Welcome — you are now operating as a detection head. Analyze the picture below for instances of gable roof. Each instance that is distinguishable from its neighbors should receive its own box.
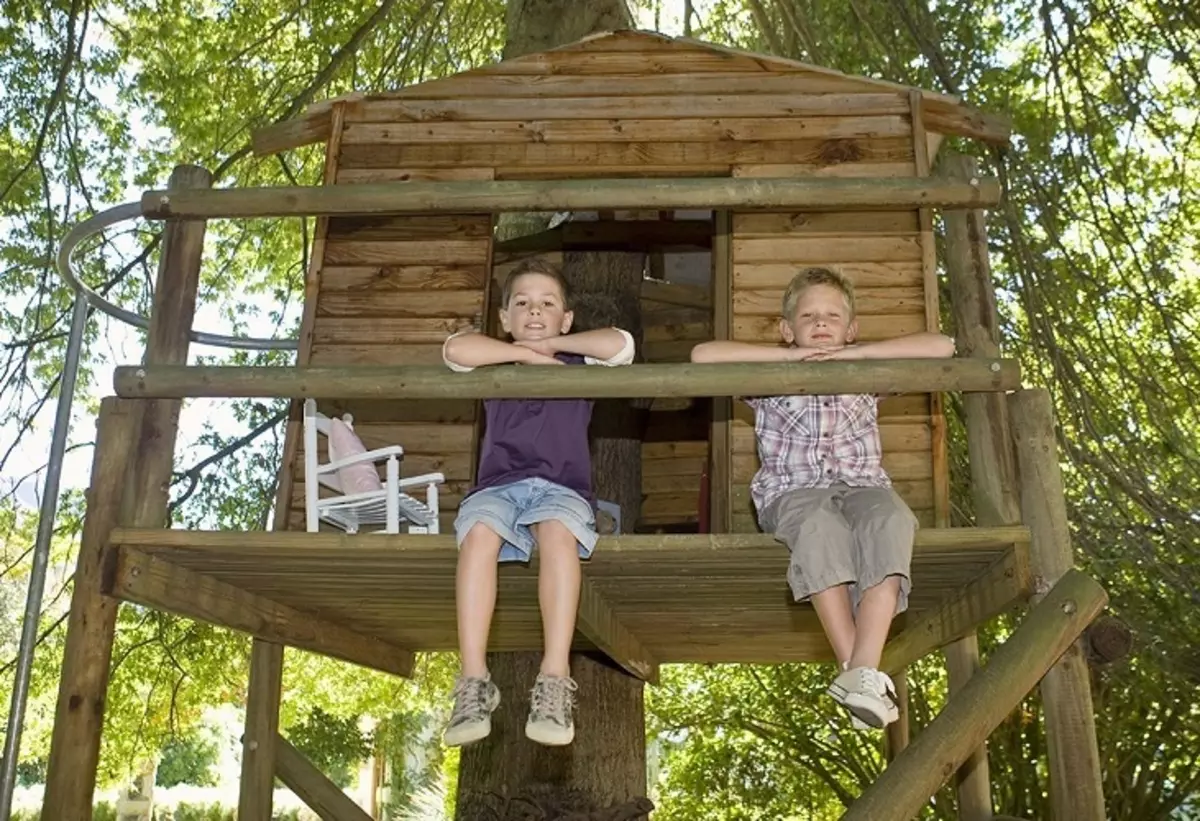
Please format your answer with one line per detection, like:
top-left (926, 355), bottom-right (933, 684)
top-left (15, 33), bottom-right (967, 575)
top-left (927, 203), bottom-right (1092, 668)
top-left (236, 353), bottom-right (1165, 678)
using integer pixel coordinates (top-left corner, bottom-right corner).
top-left (252, 29), bottom-right (1010, 156)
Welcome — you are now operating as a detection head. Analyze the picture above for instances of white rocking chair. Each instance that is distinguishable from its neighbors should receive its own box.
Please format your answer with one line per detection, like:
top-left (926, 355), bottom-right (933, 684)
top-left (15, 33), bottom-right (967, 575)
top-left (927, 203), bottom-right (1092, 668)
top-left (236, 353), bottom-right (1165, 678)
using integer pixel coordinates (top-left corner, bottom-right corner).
top-left (303, 399), bottom-right (445, 534)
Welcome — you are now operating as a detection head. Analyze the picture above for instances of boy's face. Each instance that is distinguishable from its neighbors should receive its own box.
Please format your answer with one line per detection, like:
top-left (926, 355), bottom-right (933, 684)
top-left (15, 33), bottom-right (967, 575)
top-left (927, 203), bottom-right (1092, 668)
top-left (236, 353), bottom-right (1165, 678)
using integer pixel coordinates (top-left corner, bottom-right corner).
top-left (499, 272), bottom-right (573, 342)
top-left (780, 283), bottom-right (858, 349)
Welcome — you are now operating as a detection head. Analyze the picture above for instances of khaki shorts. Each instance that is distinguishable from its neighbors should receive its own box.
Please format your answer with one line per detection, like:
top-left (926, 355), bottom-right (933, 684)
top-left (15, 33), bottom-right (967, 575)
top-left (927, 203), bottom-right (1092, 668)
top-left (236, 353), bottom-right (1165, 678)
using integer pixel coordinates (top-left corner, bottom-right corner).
top-left (760, 484), bottom-right (917, 614)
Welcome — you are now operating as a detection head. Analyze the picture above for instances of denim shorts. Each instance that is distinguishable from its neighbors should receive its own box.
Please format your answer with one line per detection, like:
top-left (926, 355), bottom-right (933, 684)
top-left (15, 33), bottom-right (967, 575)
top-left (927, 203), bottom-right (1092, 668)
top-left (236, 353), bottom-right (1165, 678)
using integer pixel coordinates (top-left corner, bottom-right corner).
top-left (453, 477), bottom-right (598, 563)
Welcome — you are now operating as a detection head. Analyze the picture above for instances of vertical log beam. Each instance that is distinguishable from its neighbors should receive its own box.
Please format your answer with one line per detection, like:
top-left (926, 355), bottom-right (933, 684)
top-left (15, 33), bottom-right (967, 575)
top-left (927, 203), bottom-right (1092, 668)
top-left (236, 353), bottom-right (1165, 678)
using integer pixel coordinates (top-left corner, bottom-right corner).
top-left (129, 164), bottom-right (214, 526)
top-left (1009, 389), bottom-right (1106, 821)
top-left (709, 210), bottom-right (733, 532)
top-left (43, 163), bottom-right (211, 820)
top-left (883, 673), bottom-right (910, 762)
top-left (239, 101), bottom-right (347, 819)
top-left (945, 633), bottom-right (989, 813)
top-left (885, 89), bottom-right (940, 762)
top-left (42, 400), bottom-right (140, 820)
top-left (942, 151), bottom-right (1010, 819)
top-left (239, 641), bottom-right (285, 818)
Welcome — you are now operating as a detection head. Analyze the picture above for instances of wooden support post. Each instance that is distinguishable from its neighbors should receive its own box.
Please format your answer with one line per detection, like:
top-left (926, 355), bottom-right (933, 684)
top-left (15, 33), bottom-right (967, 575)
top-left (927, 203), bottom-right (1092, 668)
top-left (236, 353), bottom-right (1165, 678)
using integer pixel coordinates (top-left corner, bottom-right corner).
top-left (709, 210), bottom-right (732, 532)
top-left (883, 673), bottom-right (910, 762)
top-left (942, 150), bottom-right (1022, 820)
top-left (114, 358), bottom-right (1022, 401)
top-left (141, 175), bottom-right (1004, 221)
top-left (946, 632), bottom-right (990, 817)
top-left (842, 570), bottom-right (1107, 821)
top-left (1009, 389), bottom-right (1106, 821)
top-left (43, 164), bottom-right (211, 820)
top-left (240, 641), bottom-right (284, 820)
top-left (576, 579), bottom-right (659, 682)
top-left (42, 399), bottom-right (140, 820)
top-left (130, 164), bottom-right (213, 526)
top-left (275, 734), bottom-right (373, 821)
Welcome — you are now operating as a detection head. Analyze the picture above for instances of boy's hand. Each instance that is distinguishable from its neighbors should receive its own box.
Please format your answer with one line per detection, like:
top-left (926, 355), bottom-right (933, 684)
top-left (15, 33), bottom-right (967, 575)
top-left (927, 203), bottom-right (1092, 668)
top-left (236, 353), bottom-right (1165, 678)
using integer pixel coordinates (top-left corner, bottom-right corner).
top-left (513, 344), bottom-right (564, 366)
top-left (513, 338), bottom-right (559, 358)
top-left (786, 346), bottom-right (832, 361)
top-left (806, 346), bottom-right (862, 361)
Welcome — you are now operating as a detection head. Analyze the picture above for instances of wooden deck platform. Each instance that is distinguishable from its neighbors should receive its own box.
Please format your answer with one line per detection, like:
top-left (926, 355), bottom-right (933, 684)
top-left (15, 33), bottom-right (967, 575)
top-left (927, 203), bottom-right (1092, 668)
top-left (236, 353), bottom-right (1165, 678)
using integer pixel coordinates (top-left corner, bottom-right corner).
top-left (105, 526), bottom-right (1032, 683)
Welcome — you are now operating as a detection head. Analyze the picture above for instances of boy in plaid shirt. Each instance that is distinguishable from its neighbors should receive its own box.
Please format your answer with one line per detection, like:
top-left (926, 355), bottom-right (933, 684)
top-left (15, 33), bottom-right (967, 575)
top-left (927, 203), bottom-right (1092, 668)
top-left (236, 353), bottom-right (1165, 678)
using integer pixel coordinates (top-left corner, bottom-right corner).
top-left (691, 267), bottom-right (954, 728)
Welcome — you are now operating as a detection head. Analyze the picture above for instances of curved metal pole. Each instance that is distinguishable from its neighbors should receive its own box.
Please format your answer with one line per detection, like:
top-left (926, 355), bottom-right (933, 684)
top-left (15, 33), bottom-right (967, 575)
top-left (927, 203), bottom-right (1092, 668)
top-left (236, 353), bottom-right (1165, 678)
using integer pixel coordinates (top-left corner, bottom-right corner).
top-left (56, 201), bottom-right (297, 351)
top-left (0, 293), bottom-right (88, 821)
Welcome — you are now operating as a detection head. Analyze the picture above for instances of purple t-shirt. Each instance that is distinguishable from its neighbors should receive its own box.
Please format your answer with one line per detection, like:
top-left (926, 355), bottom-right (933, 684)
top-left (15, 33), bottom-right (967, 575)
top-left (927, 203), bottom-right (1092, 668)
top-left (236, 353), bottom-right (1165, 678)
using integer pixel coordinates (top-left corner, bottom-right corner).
top-left (469, 353), bottom-right (594, 501)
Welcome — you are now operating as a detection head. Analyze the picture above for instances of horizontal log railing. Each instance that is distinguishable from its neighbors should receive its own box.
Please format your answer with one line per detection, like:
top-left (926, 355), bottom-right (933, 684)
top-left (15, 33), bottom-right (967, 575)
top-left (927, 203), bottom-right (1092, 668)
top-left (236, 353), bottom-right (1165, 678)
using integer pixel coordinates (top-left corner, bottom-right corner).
top-left (114, 359), bottom-right (1019, 400)
top-left (140, 176), bottom-right (1002, 220)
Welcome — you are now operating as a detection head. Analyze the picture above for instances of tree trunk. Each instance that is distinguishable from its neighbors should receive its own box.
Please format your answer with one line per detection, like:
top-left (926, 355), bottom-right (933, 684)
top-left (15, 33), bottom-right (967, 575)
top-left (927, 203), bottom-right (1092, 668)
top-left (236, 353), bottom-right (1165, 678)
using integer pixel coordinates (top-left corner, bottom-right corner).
top-left (456, 248), bottom-right (651, 820)
top-left (503, 0), bottom-right (632, 60)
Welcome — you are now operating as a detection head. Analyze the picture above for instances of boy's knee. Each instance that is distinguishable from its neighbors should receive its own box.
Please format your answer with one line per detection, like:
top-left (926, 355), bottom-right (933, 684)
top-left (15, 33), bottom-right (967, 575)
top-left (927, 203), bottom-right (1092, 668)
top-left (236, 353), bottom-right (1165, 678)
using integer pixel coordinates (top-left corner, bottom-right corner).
top-left (461, 523), bottom-right (503, 554)
top-left (534, 519), bottom-right (577, 548)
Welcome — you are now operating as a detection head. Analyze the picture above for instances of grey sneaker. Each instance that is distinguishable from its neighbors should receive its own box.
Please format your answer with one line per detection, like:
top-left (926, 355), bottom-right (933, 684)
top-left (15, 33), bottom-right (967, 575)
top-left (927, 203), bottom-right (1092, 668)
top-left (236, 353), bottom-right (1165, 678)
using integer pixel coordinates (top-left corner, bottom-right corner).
top-left (827, 667), bottom-right (900, 729)
top-left (443, 675), bottom-right (501, 747)
top-left (525, 673), bottom-right (578, 746)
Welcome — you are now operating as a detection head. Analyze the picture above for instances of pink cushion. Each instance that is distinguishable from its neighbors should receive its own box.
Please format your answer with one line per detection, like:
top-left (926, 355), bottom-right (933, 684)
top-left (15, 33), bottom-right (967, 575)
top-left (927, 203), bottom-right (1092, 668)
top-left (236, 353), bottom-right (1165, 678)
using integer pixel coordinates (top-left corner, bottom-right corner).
top-left (327, 417), bottom-right (382, 494)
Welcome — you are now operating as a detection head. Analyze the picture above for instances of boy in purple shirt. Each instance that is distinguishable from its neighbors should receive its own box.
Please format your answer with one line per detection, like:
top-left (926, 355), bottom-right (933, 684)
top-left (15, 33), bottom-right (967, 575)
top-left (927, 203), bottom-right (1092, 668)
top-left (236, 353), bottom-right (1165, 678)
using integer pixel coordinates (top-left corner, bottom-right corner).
top-left (441, 259), bottom-right (634, 748)
top-left (692, 267), bottom-right (953, 730)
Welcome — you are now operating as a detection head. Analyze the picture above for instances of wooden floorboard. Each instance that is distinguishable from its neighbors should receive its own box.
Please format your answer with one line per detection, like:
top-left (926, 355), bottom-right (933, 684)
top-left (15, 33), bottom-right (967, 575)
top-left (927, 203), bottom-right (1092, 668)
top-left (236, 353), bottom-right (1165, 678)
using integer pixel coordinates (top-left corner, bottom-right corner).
top-left (109, 527), bottom-right (1029, 665)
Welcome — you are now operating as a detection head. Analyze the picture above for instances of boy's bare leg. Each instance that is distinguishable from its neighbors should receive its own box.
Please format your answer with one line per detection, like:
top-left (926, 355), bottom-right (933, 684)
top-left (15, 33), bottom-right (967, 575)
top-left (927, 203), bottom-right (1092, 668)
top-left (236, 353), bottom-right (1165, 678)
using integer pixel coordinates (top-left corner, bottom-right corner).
top-left (810, 584), bottom-right (857, 666)
top-left (456, 523), bottom-right (504, 678)
top-left (534, 520), bottom-right (581, 677)
top-left (849, 575), bottom-right (901, 670)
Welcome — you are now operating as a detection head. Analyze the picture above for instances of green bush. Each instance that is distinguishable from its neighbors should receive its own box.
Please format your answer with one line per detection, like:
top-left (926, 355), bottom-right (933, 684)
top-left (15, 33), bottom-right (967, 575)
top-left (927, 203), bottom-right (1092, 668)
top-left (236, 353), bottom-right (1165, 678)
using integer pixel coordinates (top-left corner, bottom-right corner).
top-left (157, 728), bottom-right (220, 787)
top-left (285, 707), bottom-right (371, 789)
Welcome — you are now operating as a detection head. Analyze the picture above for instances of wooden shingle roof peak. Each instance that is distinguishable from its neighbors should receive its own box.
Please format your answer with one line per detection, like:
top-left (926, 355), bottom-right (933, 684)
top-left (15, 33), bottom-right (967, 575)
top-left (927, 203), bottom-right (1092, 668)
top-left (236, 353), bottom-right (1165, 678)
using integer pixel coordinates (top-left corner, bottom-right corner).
top-left (252, 28), bottom-right (1010, 156)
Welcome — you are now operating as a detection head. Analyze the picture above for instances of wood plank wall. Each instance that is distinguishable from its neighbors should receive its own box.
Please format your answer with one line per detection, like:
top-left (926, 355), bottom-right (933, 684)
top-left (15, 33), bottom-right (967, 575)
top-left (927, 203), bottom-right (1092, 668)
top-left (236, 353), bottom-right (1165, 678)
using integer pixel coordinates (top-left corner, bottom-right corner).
top-left (333, 36), bottom-right (917, 183)
top-left (284, 35), bottom-right (944, 534)
top-left (286, 209), bottom-right (493, 534)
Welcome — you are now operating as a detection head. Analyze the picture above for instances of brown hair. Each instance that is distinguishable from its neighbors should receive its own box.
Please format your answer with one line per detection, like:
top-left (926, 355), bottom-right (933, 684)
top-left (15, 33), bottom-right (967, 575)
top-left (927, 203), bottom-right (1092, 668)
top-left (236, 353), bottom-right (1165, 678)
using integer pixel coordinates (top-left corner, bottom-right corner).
top-left (781, 266), bottom-right (856, 319)
top-left (501, 258), bottom-right (571, 307)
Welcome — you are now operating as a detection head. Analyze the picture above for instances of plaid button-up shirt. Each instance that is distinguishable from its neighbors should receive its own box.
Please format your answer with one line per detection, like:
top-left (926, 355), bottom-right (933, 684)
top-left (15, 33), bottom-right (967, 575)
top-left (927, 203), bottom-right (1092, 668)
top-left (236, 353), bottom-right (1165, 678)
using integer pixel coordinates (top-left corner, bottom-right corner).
top-left (746, 393), bottom-right (891, 514)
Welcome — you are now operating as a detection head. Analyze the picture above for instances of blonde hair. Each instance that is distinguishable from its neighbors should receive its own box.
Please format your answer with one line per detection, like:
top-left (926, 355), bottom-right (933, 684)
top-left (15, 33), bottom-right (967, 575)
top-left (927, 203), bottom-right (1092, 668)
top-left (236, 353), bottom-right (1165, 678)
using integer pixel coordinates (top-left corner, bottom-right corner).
top-left (781, 267), bottom-right (856, 318)
top-left (502, 258), bottom-right (571, 307)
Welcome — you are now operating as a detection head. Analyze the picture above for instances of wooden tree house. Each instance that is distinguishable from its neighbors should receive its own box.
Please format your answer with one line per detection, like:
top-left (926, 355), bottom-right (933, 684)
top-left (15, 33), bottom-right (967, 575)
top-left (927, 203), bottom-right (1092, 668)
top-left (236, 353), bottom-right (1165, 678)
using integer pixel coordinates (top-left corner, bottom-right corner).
top-left (41, 31), bottom-right (1107, 821)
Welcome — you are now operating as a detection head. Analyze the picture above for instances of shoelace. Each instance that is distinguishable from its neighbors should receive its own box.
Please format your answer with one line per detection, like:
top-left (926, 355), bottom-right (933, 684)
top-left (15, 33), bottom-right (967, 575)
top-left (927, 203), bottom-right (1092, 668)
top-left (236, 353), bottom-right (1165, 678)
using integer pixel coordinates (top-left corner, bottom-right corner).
top-left (530, 675), bottom-right (578, 721)
top-left (865, 669), bottom-right (899, 708)
top-left (452, 677), bottom-right (490, 718)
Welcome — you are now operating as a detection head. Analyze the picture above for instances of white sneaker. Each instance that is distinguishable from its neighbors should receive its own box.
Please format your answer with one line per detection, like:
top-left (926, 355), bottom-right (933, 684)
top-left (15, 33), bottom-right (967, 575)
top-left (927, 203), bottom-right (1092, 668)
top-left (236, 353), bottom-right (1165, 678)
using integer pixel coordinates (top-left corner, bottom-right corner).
top-left (443, 674), bottom-right (501, 747)
top-left (525, 673), bottom-right (578, 746)
top-left (828, 667), bottom-right (900, 729)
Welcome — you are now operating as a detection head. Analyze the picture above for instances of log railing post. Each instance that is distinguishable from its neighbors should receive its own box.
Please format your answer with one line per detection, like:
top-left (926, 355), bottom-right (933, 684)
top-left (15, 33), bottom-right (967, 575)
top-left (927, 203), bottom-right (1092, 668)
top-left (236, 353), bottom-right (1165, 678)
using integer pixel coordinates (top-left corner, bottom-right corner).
top-left (129, 163), bottom-right (213, 526)
top-left (1009, 389), bottom-right (1106, 821)
top-left (942, 151), bottom-right (1021, 819)
top-left (42, 164), bottom-right (211, 819)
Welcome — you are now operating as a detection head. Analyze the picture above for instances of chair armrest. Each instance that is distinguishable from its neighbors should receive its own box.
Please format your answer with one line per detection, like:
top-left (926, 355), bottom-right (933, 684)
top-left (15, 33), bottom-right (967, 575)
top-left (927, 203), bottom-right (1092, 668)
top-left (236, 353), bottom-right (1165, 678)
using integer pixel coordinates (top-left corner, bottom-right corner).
top-left (398, 472), bottom-right (446, 488)
top-left (321, 446), bottom-right (406, 474)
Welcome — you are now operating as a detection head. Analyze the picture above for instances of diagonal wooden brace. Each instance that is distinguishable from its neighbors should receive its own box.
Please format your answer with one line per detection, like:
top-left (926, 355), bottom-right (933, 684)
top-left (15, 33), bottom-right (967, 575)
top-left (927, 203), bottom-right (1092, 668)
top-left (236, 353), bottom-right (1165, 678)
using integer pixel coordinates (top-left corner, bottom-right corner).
top-left (275, 734), bottom-right (372, 821)
top-left (576, 578), bottom-right (659, 684)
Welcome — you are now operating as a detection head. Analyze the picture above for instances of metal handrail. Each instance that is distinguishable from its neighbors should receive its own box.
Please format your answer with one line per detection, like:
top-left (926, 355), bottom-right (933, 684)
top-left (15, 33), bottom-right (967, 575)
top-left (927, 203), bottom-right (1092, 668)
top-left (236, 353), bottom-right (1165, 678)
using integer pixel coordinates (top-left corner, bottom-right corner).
top-left (56, 201), bottom-right (298, 351)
